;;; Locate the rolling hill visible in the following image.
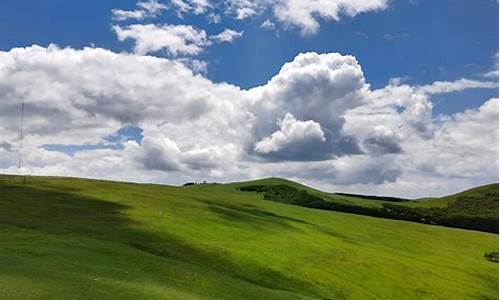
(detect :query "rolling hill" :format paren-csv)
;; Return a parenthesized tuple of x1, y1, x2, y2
(406, 183, 499, 208)
(234, 177, 404, 208)
(0, 175, 498, 299)
(236, 179, 498, 233)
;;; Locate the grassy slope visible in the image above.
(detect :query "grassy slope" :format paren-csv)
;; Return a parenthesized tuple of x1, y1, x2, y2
(264, 178, 499, 210)
(236, 177, 394, 208)
(0, 175, 498, 300)
(405, 184, 499, 208)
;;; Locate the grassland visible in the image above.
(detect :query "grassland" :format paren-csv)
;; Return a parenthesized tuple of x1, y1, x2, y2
(238, 179, 498, 233)
(0, 175, 498, 299)
(406, 184, 499, 208)
(238, 177, 399, 208)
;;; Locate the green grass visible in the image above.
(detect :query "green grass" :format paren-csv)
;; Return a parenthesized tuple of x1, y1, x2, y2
(236, 177, 397, 208)
(405, 183, 499, 208)
(236, 179, 499, 233)
(0, 175, 498, 299)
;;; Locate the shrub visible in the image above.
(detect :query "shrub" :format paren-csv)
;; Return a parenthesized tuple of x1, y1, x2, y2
(484, 252, 499, 263)
(238, 184, 499, 233)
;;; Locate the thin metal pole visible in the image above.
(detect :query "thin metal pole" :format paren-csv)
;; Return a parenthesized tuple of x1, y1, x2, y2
(18, 102, 25, 183)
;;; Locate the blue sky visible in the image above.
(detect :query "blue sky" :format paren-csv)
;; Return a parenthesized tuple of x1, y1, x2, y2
(1, 0, 497, 115)
(0, 0, 498, 196)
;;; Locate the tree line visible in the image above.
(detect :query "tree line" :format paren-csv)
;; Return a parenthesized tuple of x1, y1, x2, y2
(238, 185, 498, 233)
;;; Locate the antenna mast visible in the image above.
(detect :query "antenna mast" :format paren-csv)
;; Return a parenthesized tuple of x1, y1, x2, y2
(18, 102, 24, 174)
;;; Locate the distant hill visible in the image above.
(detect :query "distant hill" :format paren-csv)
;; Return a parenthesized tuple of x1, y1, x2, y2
(332, 192, 409, 203)
(233, 177, 404, 208)
(234, 179, 499, 233)
(0, 175, 498, 299)
(406, 183, 499, 208)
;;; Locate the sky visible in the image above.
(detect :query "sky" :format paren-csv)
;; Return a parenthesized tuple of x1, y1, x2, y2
(0, 0, 498, 197)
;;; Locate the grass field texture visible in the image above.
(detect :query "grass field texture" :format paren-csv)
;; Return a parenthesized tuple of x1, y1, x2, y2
(0, 175, 497, 299)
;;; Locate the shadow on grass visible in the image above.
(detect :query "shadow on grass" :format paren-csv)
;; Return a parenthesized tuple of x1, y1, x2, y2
(0, 181, 326, 299)
(200, 200, 312, 230)
(0, 184, 129, 235)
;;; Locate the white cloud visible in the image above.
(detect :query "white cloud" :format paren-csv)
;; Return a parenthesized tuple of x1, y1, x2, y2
(321, 155, 401, 185)
(0, 44, 248, 145)
(254, 113, 326, 158)
(249, 52, 368, 128)
(217, 0, 388, 35)
(357, 77, 498, 140)
(178, 58, 209, 74)
(260, 19, 276, 30)
(428, 98, 499, 180)
(131, 136, 240, 171)
(171, 0, 192, 14)
(361, 125, 402, 155)
(417, 78, 498, 95)
(210, 29, 244, 43)
(113, 24, 244, 56)
(113, 24, 210, 56)
(112, 0, 167, 21)
(272, 0, 389, 35)
(132, 137, 183, 171)
(224, 0, 261, 19)
(484, 69, 499, 78)
(248, 52, 367, 159)
(483, 52, 499, 79)
(137, 0, 168, 14)
(171, 0, 211, 16)
(112, 9, 146, 21)
(207, 13, 221, 23)
(0, 45, 497, 197)
(161, 0, 390, 35)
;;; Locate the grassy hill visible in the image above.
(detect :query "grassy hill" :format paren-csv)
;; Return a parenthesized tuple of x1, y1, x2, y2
(235, 177, 405, 208)
(0, 175, 498, 299)
(236, 179, 499, 233)
(407, 184, 499, 208)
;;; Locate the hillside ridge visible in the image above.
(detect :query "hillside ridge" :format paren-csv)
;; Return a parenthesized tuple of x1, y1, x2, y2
(0, 174, 497, 299)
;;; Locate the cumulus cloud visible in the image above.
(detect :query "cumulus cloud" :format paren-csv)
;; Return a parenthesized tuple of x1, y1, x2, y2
(210, 29, 244, 43)
(137, 0, 168, 14)
(113, 24, 210, 56)
(207, 0, 389, 35)
(250, 156, 402, 186)
(224, 0, 261, 19)
(171, 0, 211, 16)
(178, 58, 209, 74)
(109, 0, 391, 38)
(130, 136, 240, 172)
(272, 0, 389, 35)
(358, 81, 433, 139)
(0, 45, 497, 197)
(326, 156, 402, 185)
(113, 24, 243, 56)
(132, 137, 182, 171)
(361, 125, 402, 155)
(424, 98, 499, 180)
(163, 0, 389, 35)
(248, 52, 367, 158)
(112, 0, 167, 21)
(254, 113, 326, 160)
(0, 44, 249, 154)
